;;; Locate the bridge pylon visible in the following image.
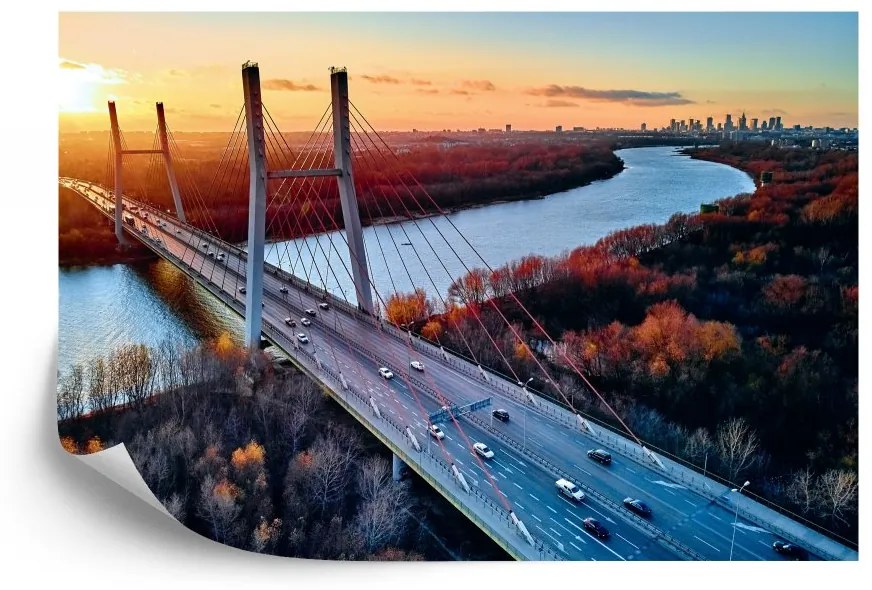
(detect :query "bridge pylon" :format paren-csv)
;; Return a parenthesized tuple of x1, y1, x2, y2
(106, 101, 186, 244)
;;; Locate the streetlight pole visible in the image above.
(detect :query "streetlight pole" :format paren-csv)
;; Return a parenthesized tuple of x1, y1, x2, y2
(729, 481, 750, 561)
(522, 377, 534, 450)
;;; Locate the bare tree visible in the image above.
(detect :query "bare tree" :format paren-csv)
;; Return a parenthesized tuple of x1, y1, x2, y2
(309, 425, 359, 514)
(57, 363, 86, 420)
(197, 474, 242, 545)
(163, 492, 187, 523)
(815, 469, 858, 524)
(354, 456, 411, 552)
(684, 427, 714, 466)
(785, 467, 817, 515)
(715, 417, 759, 481)
(86, 356, 108, 412)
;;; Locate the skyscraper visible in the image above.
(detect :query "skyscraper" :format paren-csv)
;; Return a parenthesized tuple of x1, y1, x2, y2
(706, 116, 714, 131)
(725, 114, 733, 131)
(670, 118, 677, 133)
(640, 122, 647, 131)
(775, 116, 783, 131)
(768, 116, 777, 130)
(739, 112, 747, 131)
(505, 124, 512, 133)
(751, 118, 759, 131)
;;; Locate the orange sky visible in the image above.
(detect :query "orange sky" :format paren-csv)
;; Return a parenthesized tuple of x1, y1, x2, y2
(59, 12, 858, 133)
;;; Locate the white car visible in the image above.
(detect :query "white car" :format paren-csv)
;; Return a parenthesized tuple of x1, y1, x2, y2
(473, 442, 494, 459)
(428, 424, 445, 440)
(284, 317, 296, 327)
(296, 333, 309, 344)
(378, 367, 394, 379)
(238, 286, 246, 294)
(305, 308, 317, 317)
(318, 302, 330, 310)
(410, 360, 425, 372)
(555, 478, 586, 502)
(300, 317, 312, 327)
(279, 286, 289, 294)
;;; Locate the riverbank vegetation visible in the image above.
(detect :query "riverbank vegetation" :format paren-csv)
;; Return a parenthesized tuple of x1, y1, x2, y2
(57, 336, 506, 560)
(392, 143, 858, 543)
(58, 132, 622, 264)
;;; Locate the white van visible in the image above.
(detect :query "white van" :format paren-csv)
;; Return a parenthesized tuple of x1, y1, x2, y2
(555, 478, 585, 502)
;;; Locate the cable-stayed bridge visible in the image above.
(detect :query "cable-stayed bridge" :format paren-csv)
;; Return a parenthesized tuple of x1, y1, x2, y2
(58, 62, 857, 562)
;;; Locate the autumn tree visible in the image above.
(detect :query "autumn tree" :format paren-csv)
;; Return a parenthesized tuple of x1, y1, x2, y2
(385, 288, 433, 326)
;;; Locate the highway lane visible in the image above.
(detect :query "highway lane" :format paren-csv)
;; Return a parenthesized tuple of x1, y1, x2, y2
(64, 180, 803, 561)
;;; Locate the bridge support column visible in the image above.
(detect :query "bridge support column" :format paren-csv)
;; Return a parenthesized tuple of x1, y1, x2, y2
(392, 453, 405, 481)
(107, 101, 127, 244)
(156, 102, 186, 223)
(330, 68, 374, 315)
(241, 62, 267, 348)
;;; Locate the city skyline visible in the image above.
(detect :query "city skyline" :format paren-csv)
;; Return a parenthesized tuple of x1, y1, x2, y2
(59, 13, 858, 132)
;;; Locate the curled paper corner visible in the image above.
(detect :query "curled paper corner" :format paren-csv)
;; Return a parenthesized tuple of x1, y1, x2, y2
(69, 442, 174, 518)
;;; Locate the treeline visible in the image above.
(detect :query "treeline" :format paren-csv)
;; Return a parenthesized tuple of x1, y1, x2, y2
(391, 143, 858, 542)
(57, 336, 505, 560)
(59, 132, 623, 246)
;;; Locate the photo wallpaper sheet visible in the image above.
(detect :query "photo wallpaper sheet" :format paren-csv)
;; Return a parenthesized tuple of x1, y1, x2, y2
(57, 11, 858, 562)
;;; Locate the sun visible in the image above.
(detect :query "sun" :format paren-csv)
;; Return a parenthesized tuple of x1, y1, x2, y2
(58, 59, 124, 113)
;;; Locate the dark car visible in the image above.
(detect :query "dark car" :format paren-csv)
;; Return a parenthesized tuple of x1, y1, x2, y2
(587, 449, 612, 465)
(772, 541, 808, 560)
(492, 409, 510, 422)
(623, 497, 652, 518)
(582, 517, 610, 540)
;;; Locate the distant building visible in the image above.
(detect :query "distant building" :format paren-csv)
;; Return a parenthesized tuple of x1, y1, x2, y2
(706, 116, 714, 131)
(751, 118, 759, 131)
(768, 116, 777, 130)
(717, 122, 723, 131)
(572, 126, 584, 132)
(670, 118, 677, 133)
(412, 128, 418, 133)
(505, 124, 512, 133)
(761, 120, 769, 130)
(775, 116, 783, 131)
(640, 122, 647, 131)
(725, 114, 733, 131)
(555, 125, 563, 133)
(739, 112, 747, 131)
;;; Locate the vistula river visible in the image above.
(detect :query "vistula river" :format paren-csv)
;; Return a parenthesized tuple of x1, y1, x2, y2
(58, 146, 754, 375)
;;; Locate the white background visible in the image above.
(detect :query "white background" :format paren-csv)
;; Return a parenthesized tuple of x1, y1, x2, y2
(0, 1, 867, 588)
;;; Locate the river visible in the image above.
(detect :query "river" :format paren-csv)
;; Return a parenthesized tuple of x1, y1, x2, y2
(58, 146, 754, 374)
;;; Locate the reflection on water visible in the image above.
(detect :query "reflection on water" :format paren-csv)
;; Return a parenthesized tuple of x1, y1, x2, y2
(59, 146, 753, 375)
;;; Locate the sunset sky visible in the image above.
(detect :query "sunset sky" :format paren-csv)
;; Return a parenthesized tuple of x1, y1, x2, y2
(58, 12, 858, 133)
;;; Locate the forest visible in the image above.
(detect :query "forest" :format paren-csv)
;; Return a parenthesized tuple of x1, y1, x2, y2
(57, 336, 506, 561)
(388, 143, 859, 544)
(59, 132, 623, 265)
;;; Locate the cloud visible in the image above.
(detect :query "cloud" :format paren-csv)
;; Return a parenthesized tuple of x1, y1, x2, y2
(450, 89, 472, 96)
(262, 79, 321, 92)
(543, 99, 578, 108)
(763, 108, 789, 115)
(60, 59, 85, 70)
(416, 88, 439, 95)
(527, 85, 694, 106)
(209, 104, 221, 109)
(410, 79, 432, 86)
(462, 79, 496, 92)
(360, 74, 401, 84)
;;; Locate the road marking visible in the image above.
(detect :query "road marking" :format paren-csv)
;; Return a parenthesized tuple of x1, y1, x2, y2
(530, 514, 542, 523)
(694, 535, 721, 552)
(515, 501, 525, 510)
(615, 533, 639, 549)
(733, 522, 769, 534)
(587, 533, 626, 561)
(585, 504, 616, 524)
(758, 540, 771, 549)
(455, 458, 464, 466)
(709, 513, 724, 522)
(549, 527, 562, 538)
(513, 482, 523, 490)
(683, 499, 696, 507)
(528, 493, 540, 502)
(550, 519, 576, 536)
(569, 541, 583, 552)
(625, 467, 637, 474)
(563, 518, 585, 534)
(546, 505, 557, 514)
(652, 480, 687, 490)
(497, 471, 507, 479)
(534, 525, 564, 549)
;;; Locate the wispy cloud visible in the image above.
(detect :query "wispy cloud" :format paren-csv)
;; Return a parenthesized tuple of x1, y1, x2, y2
(361, 74, 401, 84)
(262, 79, 321, 91)
(416, 88, 439, 95)
(410, 78, 432, 86)
(209, 103, 221, 109)
(450, 89, 472, 96)
(462, 79, 496, 92)
(543, 99, 578, 108)
(527, 84, 694, 106)
(60, 59, 86, 70)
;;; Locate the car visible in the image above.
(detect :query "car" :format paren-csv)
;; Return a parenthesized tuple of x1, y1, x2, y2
(772, 541, 808, 560)
(582, 517, 610, 539)
(208, 251, 214, 257)
(300, 317, 312, 327)
(587, 449, 612, 465)
(238, 286, 246, 294)
(473, 442, 494, 459)
(279, 286, 289, 294)
(555, 478, 585, 502)
(296, 333, 309, 344)
(492, 409, 510, 422)
(201, 242, 208, 249)
(410, 360, 425, 371)
(217, 253, 225, 260)
(318, 302, 329, 310)
(428, 424, 445, 440)
(622, 497, 652, 517)
(378, 367, 394, 379)
(284, 317, 296, 327)
(176, 229, 182, 234)
(305, 308, 317, 316)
